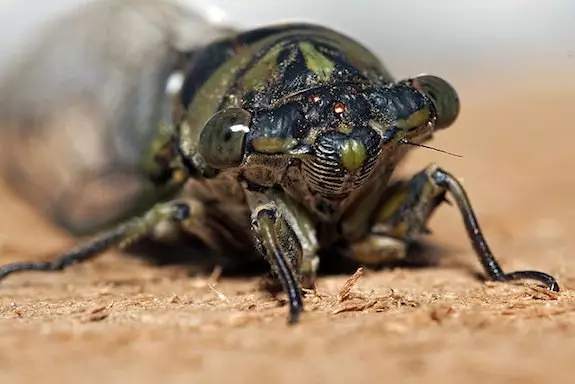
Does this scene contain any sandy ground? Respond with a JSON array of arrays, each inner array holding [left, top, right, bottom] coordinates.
[[0, 71, 574, 384]]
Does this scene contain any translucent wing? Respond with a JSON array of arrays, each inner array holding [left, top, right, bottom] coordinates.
[[0, 0, 237, 236]]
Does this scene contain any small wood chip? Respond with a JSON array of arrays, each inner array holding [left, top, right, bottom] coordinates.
[[208, 284, 229, 302], [338, 267, 364, 302], [89, 305, 108, 314], [332, 298, 378, 315], [82, 312, 109, 323], [429, 304, 455, 323], [527, 285, 560, 301], [80, 304, 111, 323]]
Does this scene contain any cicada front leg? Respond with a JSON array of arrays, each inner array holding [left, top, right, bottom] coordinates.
[[246, 189, 319, 324], [347, 163, 560, 292]]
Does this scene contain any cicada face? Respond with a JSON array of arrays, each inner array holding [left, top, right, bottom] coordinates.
[[194, 73, 459, 222]]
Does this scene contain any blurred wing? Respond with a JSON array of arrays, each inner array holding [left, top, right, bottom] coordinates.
[[0, 0, 237, 236]]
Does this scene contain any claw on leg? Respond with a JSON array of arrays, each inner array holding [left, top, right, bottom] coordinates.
[[0, 201, 197, 281], [429, 165, 560, 292]]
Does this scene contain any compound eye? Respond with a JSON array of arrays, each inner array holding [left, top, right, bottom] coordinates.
[[198, 107, 251, 169], [414, 75, 460, 130]]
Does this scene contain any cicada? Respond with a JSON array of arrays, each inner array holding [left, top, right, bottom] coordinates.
[[0, 3, 559, 324]]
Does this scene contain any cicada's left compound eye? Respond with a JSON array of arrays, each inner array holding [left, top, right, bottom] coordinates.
[[413, 75, 460, 130], [198, 107, 252, 169]]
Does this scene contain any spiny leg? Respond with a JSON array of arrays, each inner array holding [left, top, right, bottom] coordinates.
[[0, 199, 203, 281], [268, 193, 319, 290], [346, 166, 446, 266], [348, 163, 559, 291], [251, 205, 303, 324], [428, 165, 559, 291], [248, 190, 317, 324]]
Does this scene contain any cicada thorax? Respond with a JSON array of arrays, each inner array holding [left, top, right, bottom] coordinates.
[[178, 23, 395, 142]]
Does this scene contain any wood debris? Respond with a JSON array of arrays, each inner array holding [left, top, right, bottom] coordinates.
[[338, 267, 364, 302]]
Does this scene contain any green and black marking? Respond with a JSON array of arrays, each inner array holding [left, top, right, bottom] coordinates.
[[0, 23, 559, 324]]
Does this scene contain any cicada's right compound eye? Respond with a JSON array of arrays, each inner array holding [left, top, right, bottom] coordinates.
[[413, 75, 460, 130], [198, 107, 252, 169]]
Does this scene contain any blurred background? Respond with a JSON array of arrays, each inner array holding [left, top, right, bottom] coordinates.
[[1, 0, 574, 82]]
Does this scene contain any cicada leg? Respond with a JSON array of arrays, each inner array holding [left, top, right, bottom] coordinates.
[[246, 189, 319, 324], [348, 163, 560, 292], [0, 199, 207, 281]]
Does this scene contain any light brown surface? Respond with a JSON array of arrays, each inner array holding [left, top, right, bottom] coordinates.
[[0, 72, 574, 384]]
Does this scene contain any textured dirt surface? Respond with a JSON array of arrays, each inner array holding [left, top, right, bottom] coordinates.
[[1, 71, 575, 384]]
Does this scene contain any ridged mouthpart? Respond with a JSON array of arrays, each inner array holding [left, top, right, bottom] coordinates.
[[302, 131, 380, 197]]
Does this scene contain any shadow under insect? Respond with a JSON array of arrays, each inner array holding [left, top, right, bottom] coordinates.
[[122, 235, 456, 280]]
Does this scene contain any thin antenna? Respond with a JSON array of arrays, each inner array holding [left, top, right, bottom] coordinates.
[[400, 138, 463, 158]]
